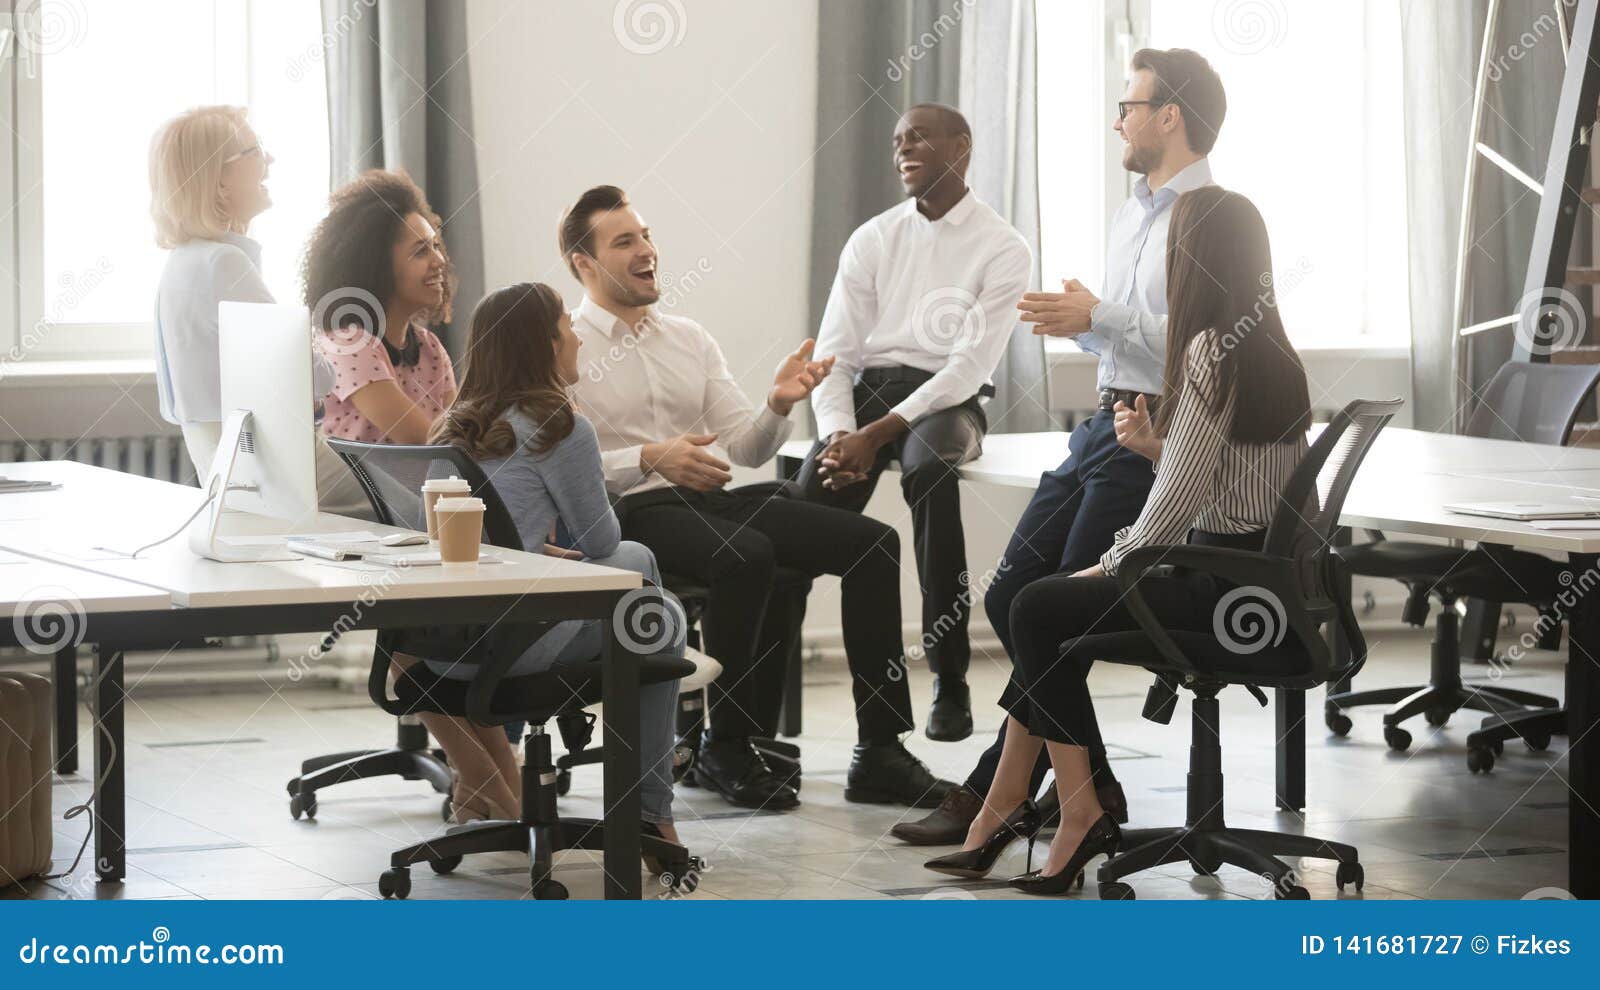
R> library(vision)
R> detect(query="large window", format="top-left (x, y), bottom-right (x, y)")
top-left (4, 0), bottom-right (330, 362)
top-left (1039, 0), bottom-right (1410, 347)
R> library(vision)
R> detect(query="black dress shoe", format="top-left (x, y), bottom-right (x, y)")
top-left (696, 738), bottom-right (800, 810)
top-left (890, 787), bottom-right (983, 845)
top-left (1009, 813), bottom-right (1121, 896)
top-left (845, 742), bottom-right (958, 808)
top-left (924, 800), bottom-right (1044, 879)
top-left (925, 677), bottom-right (973, 742)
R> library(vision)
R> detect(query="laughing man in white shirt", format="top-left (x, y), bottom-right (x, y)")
top-left (562, 185), bottom-right (958, 813)
top-left (799, 104), bottom-right (1032, 743)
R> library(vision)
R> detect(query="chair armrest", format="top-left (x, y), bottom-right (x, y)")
top-left (464, 622), bottom-right (558, 727)
top-left (1113, 545), bottom-right (1302, 680)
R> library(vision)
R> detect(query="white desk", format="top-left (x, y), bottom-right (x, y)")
top-left (0, 461), bottom-right (653, 898)
top-left (781, 426), bottom-right (1600, 898)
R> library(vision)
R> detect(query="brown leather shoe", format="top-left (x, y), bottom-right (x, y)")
top-left (889, 786), bottom-right (982, 845)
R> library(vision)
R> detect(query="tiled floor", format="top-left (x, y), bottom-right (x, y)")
top-left (6, 624), bottom-right (1574, 901)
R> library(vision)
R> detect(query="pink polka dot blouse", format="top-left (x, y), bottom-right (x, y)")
top-left (316, 324), bottom-right (458, 444)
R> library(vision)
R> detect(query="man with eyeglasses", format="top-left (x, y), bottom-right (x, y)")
top-left (893, 47), bottom-right (1228, 848)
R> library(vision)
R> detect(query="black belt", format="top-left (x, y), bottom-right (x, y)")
top-left (859, 365), bottom-right (995, 398)
top-left (1097, 388), bottom-right (1157, 412)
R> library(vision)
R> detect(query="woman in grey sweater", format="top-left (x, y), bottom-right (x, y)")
top-left (422, 282), bottom-right (685, 843)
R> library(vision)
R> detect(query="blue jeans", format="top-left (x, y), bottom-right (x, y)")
top-left (425, 541), bottom-right (683, 823)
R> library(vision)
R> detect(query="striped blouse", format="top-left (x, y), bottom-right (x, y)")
top-left (1100, 331), bottom-right (1308, 575)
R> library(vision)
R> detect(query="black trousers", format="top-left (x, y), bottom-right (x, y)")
top-left (1000, 532), bottom-right (1263, 747)
top-left (795, 372), bottom-right (986, 681)
top-left (967, 410), bottom-right (1157, 795)
top-left (616, 485), bottom-right (914, 743)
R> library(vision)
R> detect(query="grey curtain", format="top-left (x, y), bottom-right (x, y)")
top-left (810, 0), bottom-right (1047, 433)
top-left (960, 0), bottom-right (1047, 432)
top-left (1400, 0), bottom-right (1569, 433)
top-left (321, 0), bottom-right (485, 360)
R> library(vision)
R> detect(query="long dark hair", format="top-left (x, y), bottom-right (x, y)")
top-left (300, 169), bottom-right (454, 367)
top-left (1157, 186), bottom-right (1310, 444)
top-left (430, 283), bottom-right (574, 459)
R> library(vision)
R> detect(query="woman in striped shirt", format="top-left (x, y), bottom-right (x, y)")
top-left (946, 187), bottom-right (1311, 895)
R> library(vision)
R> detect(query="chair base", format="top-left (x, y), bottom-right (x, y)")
top-left (1324, 603), bottom-right (1556, 753)
top-left (1096, 692), bottom-right (1362, 901)
top-left (1097, 825), bottom-right (1362, 900)
top-left (286, 718), bottom-right (452, 821)
top-left (1463, 708), bottom-right (1567, 773)
top-left (378, 727), bottom-right (701, 900)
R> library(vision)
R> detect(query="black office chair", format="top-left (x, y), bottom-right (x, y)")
top-left (1326, 361), bottom-right (1599, 769)
top-left (1081, 398), bottom-right (1400, 900)
top-left (319, 439), bottom-right (699, 898)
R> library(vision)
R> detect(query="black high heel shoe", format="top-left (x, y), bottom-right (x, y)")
top-left (923, 800), bottom-right (1044, 879)
top-left (1008, 813), bottom-right (1121, 896)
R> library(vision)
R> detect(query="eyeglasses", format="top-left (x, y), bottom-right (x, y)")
top-left (224, 144), bottom-right (267, 164)
top-left (1116, 100), bottom-right (1167, 121)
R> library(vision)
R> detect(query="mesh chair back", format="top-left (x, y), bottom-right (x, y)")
top-left (1464, 360), bottom-right (1600, 445)
top-left (1264, 399), bottom-right (1403, 561)
top-left (323, 438), bottom-right (523, 550)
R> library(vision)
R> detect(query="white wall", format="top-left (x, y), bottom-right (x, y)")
top-left (466, 0), bottom-right (819, 405)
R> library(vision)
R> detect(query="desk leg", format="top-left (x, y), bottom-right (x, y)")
top-left (1275, 688), bottom-right (1305, 812)
top-left (1568, 553), bottom-right (1599, 899)
top-left (601, 616), bottom-right (642, 900)
top-left (54, 646), bottom-right (78, 775)
top-left (95, 646), bottom-right (126, 883)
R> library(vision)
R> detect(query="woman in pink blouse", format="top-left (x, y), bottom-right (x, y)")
top-left (302, 170), bottom-right (458, 443)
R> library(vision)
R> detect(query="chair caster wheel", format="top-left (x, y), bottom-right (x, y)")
top-left (290, 791), bottom-right (317, 821)
top-left (429, 855), bottom-right (462, 875)
top-left (441, 795), bottom-right (453, 822)
top-left (1335, 861), bottom-right (1364, 892)
top-left (379, 868), bottom-right (411, 900)
top-left (1075, 871), bottom-right (1085, 890)
top-left (1190, 856), bottom-right (1222, 876)
top-left (286, 778), bottom-right (301, 797)
top-left (1424, 708), bottom-right (1450, 728)
top-left (1491, 739), bottom-right (1504, 755)
top-left (1274, 883), bottom-right (1311, 900)
top-left (1325, 711), bottom-right (1353, 737)
top-left (1383, 725), bottom-right (1411, 752)
top-left (555, 769), bottom-right (571, 797)
top-left (532, 879), bottom-right (568, 900)
top-left (1099, 881), bottom-right (1135, 900)
top-left (1525, 733), bottom-right (1552, 753)
top-left (657, 868), bottom-right (699, 894)
top-left (1467, 746), bottom-right (1495, 773)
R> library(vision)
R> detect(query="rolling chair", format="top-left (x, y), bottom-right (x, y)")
top-left (283, 441), bottom-right (457, 822)
top-left (1085, 399), bottom-right (1399, 900)
top-left (1326, 361), bottom-right (1599, 768)
top-left (320, 438), bottom-right (700, 898)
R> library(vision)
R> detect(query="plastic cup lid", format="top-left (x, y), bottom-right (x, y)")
top-left (433, 495), bottom-right (484, 512)
top-left (423, 476), bottom-right (472, 492)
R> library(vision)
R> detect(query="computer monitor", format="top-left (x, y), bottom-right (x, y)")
top-left (187, 302), bottom-right (320, 562)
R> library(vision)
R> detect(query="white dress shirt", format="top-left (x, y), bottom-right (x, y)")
top-left (1077, 157), bottom-right (1214, 395)
top-left (811, 190), bottom-right (1032, 438)
top-left (571, 294), bottom-right (794, 495)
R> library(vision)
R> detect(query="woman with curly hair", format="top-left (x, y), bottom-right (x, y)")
top-left (302, 170), bottom-right (458, 444)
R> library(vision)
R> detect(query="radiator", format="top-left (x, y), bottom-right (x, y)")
top-left (0, 433), bottom-right (195, 485)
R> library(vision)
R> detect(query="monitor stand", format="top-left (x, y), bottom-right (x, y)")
top-left (188, 410), bottom-right (301, 563)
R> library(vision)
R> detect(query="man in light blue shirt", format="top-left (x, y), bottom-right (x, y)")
top-left (894, 48), bottom-right (1227, 847)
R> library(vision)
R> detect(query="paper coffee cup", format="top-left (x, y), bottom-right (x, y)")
top-left (433, 495), bottom-right (485, 564)
top-left (422, 476), bottom-right (472, 539)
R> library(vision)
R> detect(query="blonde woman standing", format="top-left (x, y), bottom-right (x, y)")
top-left (148, 104), bottom-right (366, 515)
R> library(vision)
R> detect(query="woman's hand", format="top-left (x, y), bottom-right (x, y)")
top-left (1069, 563), bottom-right (1106, 579)
top-left (543, 543), bottom-right (583, 560)
top-left (1113, 394), bottom-right (1161, 461)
